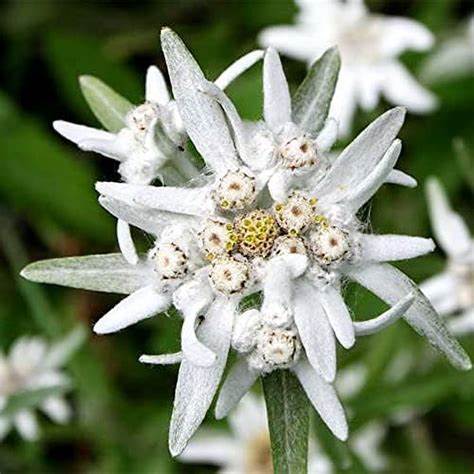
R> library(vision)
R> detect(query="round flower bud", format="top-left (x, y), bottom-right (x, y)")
top-left (209, 255), bottom-right (250, 295)
top-left (199, 220), bottom-right (236, 258)
top-left (212, 170), bottom-right (257, 211)
top-left (235, 210), bottom-right (280, 258)
top-left (308, 225), bottom-right (352, 266)
top-left (126, 102), bottom-right (159, 136)
top-left (274, 193), bottom-right (317, 235)
top-left (150, 243), bottom-right (188, 279)
top-left (272, 235), bottom-right (307, 257)
top-left (279, 135), bottom-right (318, 171)
top-left (232, 309), bottom-right (262, 353)
top-left (248, 325), bottom-right (301, 373)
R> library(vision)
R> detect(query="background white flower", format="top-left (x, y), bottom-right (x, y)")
top-left (259, 0), bottom-right (437, 136)
top-left (0, 331), bottom-right (81, 441)
top-left (421, 178), bottom-right (473, 335)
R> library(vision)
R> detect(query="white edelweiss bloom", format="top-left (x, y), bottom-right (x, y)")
top-left (180, 393), bottom-right (334, 474)
top-left (22, 28), bottom-right (471, 457)
top-left (259, 0), bottom-right (437, 136)
top-left (0, 334), bottom-right (76, 442)
top-left (421, 178), bottom-right (474, 335)
top-left (421, 16), bottom-right (474, 84)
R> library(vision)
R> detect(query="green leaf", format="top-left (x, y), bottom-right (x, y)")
top-left (292, 47), bottom-right (340, 135)
top-left (79, 75), bottom-right (133, 133)
top-left (21, 254), bottom-right (149, 295)
top-left (262, 370), bottom-right (310, 474)
top-left (0, 386), bottom-right (69, 418)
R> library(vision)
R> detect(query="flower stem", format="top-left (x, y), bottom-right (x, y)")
top-left (262, 370), bottom-right (310, 474)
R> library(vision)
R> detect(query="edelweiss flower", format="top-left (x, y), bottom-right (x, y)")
top-left (0, 336), bottom-right (73, 441)
top-left (180, 393), bottom-right (333, 474)
top-left (259, 0), bottom-right (437, 136)
top-left (21, 29), bottom-right (471, 457)
top-left (53, 50), bottom-right (263, 264)
top-left (421, 178), bottom-right (474, 335)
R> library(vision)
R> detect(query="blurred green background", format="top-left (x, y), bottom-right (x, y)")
top-left (0, 0), bottom-right (472, 472)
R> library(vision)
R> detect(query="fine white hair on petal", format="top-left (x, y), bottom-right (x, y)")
top-left (358, 234), bottom-right (435, 263)
top-left (426, 178), bottom-right (472, 258)
top-left (267, 169), bottom-right (295, 202)
top-left (160, 28), bottom-right (239, 175)
top-left (214, 50), bottom-right (264, 90)
top-left (346, 263), bottom-right (472, 371)
top-left (52, 120), bottom-right (115, 148)
top-left (345, 139), bottom-right (402, 211)
top-left (386, 169), bottom-right (417, 188)
top-left (169, 297), bottom-right (237, 457)
top-left (139, 352), bottom-right (183, 365)
top-left (174, 279), bottom-right (216, 367)
top-left (354, 292), bottom-right (415, 336)
top-left (96, 182), bottom-right (212, 217)
top-left (14, 411), bottom-right (39, 441)
top-left (315, 118), bottom-right (338, 152)
top-left (382, 62), bottom-right (438, 113)
top-left (263, 48), bottom-right (292, 132)
top-left (117, 219), bottom-right (139, 265)
top-left (319, 286), bottom-right (355, 349)
top-left (145, 65), bottom-right (171, 105)
top-left (315, 107), bottom-right (406, 203)
top-left (292, 358), bottom-right (348, 441)
top-left (41, 396), bottom-right (72, 424)
top-left (93, 285), bottom-right (169, 334)
top-left (215, 358), bottom-right (258, 419)
top-left (293, 281), bottom-right (336, 383)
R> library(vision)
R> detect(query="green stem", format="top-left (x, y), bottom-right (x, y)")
top-left (262, 370), bottom-right (310, 474)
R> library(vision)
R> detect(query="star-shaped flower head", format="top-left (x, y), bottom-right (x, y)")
top-left (53, 50), bottom-right (263, 265)
top-left (259, 0), bottom-right (437, 136)
top-left (0, 329), bottom-right (82, 442)
top-left (22, 29), bottom-right (471, 457)
top-left (421, 178), bottom-right (474, 335)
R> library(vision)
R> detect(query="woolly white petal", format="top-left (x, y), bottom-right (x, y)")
top-left (179, 431), bottom-right (237, 466)
top-left (215, 358), bottom-right (258, 419)
top-left (294, 281), bottom-right (336, 382)
top-left (354, 292), bottom-right (415, 336)
top-left (263, 48), bottom-right (292, 132)
top-left (386, 169), bottom-right (417, 188)
top-left (268, 169), bottom-right (295, 202)
top-left (319, 287), bottom-right (355, 349)
top-left (382, 62), bottom-right (437, 113)
top-left (117, 220), bottom-right (138, 265)
top-left (316, 107), bottom-right (406, 202)
top-left (139, 352), bottom-right (183, 365)
top-left (78, 137), bottom-right (127, 161)
top-left (14, 411), bottom-right (39, 441)
top-left (420, 272), bottom-right (457, 309)
top-left (315, 118), bottom-right (338, 152)
top-left (346, 263), bottom-right (471, 370)
top-left (93, 285), bottom-right (169, 334)
top-left (381, 17), bottom-right (434, 56)
top-left (53, 120), bottom-right (115, 148)
top-left (345, 139), bottom-right (402, 211)
top-left (293, 359), bottom-right (348, 441)
top-left (449, 309), bottom-right (474, 336)
top-left (161, 28), bottom-right (238, 174)
top-left (426, 178), bottom-right (472, 257)
top-left (358, 234), bottom-right (435, 263)
top-left (214, 50), bottom-right (264, 90)
top-left (41, 396), bottom-right (71, 424)
top-left (96, 182), bottom-right (212, 217)
top-left (169, 297), bottom-right (236, 457)
top-left (145, 65), bottom-right (170, 105)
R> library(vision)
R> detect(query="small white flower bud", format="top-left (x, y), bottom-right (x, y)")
top-left (261, 302), bottom-right (293, 327)
top-left (209, 255), bottom-right (251, 295)
top-left (199, 220), bottom-right (237, 257)
top-left (279, 135), bottom-right (319, 171)
top-left (212, 170), bottom-right (257, 211)
top-left (150, 243), bottom-right (188, 279)
top-left (271, 235), bottom-right (307, 257)
top-left (308, 225), bottom-right (352, 266)
top-left (274, 193), bottom-right (317, 235)
top-left (126, 102), bottom-right (159, 136)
